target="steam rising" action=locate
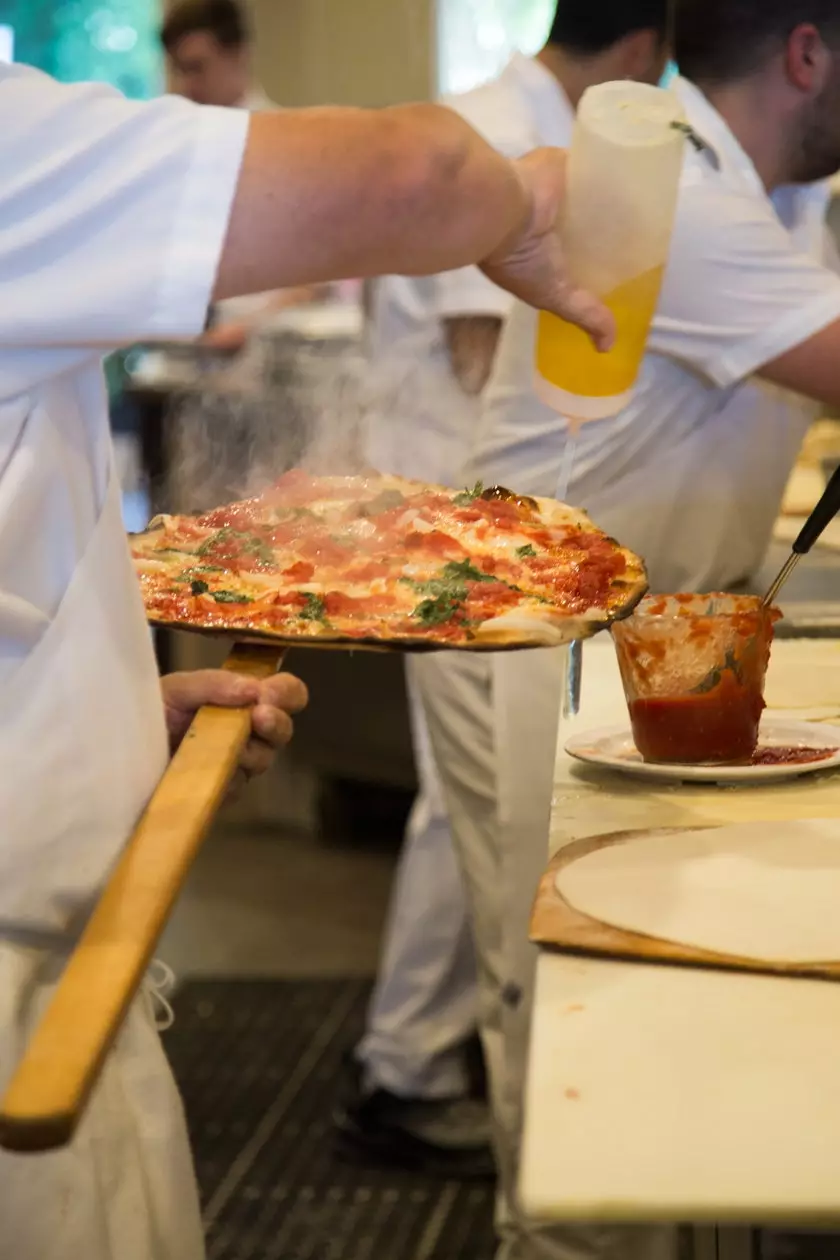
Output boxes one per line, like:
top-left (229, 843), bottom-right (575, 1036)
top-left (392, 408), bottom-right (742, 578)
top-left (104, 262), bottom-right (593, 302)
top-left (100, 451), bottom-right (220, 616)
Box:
top-left (165, 324), bottom-right (468, 513)
top-left (167, 333), bottom-right (372, 513)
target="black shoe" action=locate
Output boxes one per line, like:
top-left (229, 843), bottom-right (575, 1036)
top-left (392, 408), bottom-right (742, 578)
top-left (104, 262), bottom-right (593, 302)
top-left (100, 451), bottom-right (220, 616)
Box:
top-left (334, 1058), bottom-right (496, 1180)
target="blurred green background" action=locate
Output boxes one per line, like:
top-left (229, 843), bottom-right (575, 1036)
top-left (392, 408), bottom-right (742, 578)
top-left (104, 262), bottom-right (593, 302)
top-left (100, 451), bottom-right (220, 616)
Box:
top-left (0, 0), bottom-right (162, 97)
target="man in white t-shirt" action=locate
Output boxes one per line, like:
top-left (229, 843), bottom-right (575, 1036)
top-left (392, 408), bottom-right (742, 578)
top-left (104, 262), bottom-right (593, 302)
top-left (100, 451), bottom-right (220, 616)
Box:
top-left (345, 0), bottom-right (670, 1185)
top-left (410, 2), bottom-right (840, 1258)
top-left (0, 60), bottom-right (609, 1258)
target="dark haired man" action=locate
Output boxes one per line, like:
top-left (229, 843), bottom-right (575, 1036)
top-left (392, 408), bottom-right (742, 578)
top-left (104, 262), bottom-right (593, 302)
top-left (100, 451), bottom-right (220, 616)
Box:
top-left (393, 2), bottom-right (840, 1258)
top-left (347, 0), bottom-right (673, 1245)
top-left (161, 0), bottom-right (269, 109)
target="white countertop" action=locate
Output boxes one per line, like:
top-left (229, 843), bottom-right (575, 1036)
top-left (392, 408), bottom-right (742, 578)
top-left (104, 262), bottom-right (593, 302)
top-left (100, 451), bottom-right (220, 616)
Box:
top-left (521, 637), bottom-right (840, 1225)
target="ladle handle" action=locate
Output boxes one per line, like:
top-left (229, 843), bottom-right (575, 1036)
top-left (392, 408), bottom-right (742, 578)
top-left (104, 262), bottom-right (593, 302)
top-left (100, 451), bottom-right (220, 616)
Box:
top-left (793, 463), bottom-right (840, 555)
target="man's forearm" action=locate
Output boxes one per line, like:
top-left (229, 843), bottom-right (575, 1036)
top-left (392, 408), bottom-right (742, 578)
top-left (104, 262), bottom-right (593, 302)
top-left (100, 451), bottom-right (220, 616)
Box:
top-left (214, 105), bottom-right (531, 300)
top-left (760, 316), bottom-right (840, 409)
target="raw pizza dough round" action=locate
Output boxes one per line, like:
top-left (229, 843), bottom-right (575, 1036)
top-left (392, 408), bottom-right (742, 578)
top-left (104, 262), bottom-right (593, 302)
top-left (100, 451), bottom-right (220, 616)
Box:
top-left (556, 819), bottom-right (840, 963)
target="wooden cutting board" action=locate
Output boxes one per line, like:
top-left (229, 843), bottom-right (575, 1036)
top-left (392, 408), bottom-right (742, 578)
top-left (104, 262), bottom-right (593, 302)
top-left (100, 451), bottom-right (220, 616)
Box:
top-left (530, 825), bottom-right (840, 982)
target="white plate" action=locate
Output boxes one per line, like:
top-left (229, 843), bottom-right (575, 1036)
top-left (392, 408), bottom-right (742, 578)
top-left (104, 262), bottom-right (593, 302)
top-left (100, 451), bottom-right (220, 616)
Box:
top-left (565, 718), bottom-right (840, 784)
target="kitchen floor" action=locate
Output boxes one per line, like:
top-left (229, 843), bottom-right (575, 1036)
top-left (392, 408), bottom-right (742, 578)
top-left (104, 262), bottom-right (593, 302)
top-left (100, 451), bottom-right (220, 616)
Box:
top-left (161, 819), bottom-right (395, 982)
top-left (159, 806), bottom-right (504, 1260)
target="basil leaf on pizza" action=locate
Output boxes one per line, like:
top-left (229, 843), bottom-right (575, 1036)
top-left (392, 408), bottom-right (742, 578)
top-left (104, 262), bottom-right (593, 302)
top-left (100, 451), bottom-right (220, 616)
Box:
top-left (452, 481), bottom-right (484, 506)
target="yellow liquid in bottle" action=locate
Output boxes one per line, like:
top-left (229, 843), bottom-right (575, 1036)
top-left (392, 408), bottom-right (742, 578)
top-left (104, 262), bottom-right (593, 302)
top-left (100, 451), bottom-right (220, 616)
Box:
top-left (536, 265), bottom-right (664, 400)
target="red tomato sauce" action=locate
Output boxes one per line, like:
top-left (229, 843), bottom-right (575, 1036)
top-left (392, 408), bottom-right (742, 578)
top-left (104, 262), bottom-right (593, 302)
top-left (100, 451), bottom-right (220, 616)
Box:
top-left (282, 560), bottom-right (314, 582)
top-left (347, 560), bottom-right (391, 583)
top-left (629, 669), bottom-right (765, 764)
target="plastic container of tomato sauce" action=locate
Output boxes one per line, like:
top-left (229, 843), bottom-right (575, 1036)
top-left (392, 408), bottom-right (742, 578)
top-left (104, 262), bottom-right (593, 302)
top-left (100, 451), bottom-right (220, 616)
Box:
top-left (611, 594), bottom-right (781, 764)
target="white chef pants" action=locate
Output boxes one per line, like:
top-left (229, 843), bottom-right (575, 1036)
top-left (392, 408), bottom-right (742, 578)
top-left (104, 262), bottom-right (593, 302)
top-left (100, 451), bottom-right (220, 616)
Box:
top-left (413, 648), bottom-right (677, 1260)
top-left (359, 663), bottom-right (479, 1099)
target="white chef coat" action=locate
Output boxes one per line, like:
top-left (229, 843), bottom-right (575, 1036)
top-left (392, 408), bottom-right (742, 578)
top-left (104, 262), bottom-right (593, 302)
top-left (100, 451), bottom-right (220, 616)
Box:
top-left (0, 63), bottom-right (248, 681)
top-left (0, 62), bottom-right (248, 1258)
top-left (471, 75), bottom-right (840, 592)
top-left (365, 54), bottom-right (573, 484)
top-left (0, 54), bottom-right (249, 854)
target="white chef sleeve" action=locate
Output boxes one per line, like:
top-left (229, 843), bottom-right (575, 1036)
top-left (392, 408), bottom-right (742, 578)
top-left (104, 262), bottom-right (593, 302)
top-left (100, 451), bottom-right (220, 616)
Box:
top-left (650, 181), bottom-right (840, 387)
top-left (0, 63), bottom-right (248, 348)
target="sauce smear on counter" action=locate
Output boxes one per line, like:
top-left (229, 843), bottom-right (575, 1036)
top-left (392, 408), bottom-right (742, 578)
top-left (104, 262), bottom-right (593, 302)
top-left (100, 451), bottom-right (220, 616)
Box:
top-left (751, 746), bottom-right (837, 767)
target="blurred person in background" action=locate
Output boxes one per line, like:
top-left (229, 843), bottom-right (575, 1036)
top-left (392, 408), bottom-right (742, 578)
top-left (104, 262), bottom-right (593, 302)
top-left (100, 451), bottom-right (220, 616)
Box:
top-left (362, 2), bottom-right (840, 1259)
top-left (343, 0), bottom-right (670, 1189)
top-left (162, 0), bottom-right (270, 109)
top-left (162, 0), bottom-right (324, 349)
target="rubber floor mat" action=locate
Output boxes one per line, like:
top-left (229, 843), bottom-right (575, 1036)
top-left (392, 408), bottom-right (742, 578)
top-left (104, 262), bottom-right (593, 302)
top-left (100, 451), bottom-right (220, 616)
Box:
top-left (165, 978), bottom-right (497, 1260)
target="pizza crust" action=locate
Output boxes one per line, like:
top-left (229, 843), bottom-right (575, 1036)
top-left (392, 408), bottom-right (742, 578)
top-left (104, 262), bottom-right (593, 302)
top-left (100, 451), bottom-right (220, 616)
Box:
top-left (471, 589), bottom-right (647, 648)
top-left (556, 820), bottom-right (840, 964)
top-left (472, 615), bottom-right (575, 648)
top-left (148, 611), bottom-right (555, 652)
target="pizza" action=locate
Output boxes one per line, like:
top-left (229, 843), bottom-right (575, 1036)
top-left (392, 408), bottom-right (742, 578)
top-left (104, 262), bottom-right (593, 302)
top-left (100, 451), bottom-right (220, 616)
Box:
top-left (129, 469), bottom-right (647, 650)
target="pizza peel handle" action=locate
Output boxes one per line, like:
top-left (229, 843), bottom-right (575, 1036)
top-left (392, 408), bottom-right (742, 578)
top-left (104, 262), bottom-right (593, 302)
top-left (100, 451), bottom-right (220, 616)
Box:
top-left (0, 642), bottom-right (285, 1154)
